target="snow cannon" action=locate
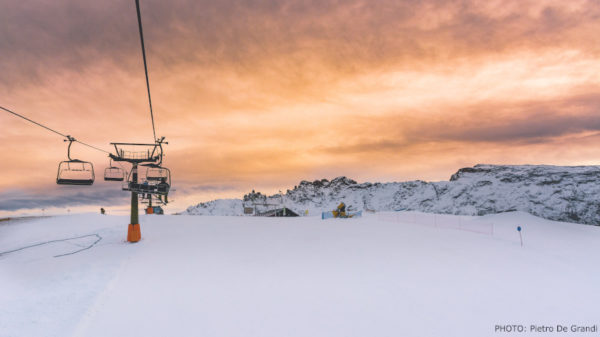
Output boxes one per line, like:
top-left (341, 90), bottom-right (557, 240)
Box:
top-left (332, 202), bottom-right (346, 218)
top-left (322, 202), bottom-right (362, 219)
top-left (322, 210), bottom-right (363, 219)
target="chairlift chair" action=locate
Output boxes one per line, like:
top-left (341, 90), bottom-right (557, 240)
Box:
top-left (145, 165), bottom-right (169, 181)
top-left (143, 163), bottom-right (171, 194)
top-left (56, 136), bottom-right (95, 185)
top-left (104, 159), bottom-right (125, 182)
top-left (124, 164), bottom-right (171, 196)
top-left (57, 159), bottom-right (95, 185)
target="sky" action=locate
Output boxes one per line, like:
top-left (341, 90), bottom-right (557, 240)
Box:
top-left (1, 0), bottom-right (600, 215)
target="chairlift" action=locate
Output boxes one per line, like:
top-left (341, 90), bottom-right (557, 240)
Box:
top-left (104, 159), bottom-right (125, 182)
top-left (113, 138), bottom-right (171, 197)
top-left (123, 164), bottom-right (171, 196)
top-left (143, 163), bottom-right (171, 194)
top-left (56, 136), bottom-right (95, 185)
top-left (145, 165), bottom-right (169, 181)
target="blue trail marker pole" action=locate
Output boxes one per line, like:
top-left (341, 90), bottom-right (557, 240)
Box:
top-left (517, 226), bottom-right (523, 247)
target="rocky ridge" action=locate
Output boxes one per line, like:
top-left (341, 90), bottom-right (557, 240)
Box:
top-left (184, 164), bottom-right (600, 225)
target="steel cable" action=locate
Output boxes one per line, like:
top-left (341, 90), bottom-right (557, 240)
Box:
top-left (135, 0), bottom-right (157, 143)
top-left (0, 105), bottom-right (110, 154)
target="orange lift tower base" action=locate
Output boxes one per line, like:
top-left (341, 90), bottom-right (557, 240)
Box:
top-left (128, 224), bottom-right (141, 242)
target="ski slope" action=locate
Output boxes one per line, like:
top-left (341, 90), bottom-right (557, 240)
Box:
top-left (1, 212), bottom-right (599, 337)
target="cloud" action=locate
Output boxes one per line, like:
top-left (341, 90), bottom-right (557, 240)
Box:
top-left (321, 92), bottom-right (600, 152)
top-left (420, 95), bottom-right (600, 144)
top-left (1, 0), bottom-right (599, 93)
top-left (2, 0), bottom-right (600, 209)
top-left (0, 186), bottom-right (129, 211)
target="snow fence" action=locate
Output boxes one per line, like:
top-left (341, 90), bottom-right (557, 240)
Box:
top-left (378, 211), bottom-right (494, 236)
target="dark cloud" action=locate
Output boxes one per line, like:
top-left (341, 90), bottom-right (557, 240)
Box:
top-left (1, 0), bottom-right (599, 91)
top-left (429, 95), bottom-right (600, 143)
top-left (0, 1), bottom-right (137, 86)
top-left (322, 93), bottom-right (600, 153)
top-left (441, 114), bottom-right (600, 144)
top-left (173, 183), bottom-right (239, 193)
top-left (0, 186), bottom-right (129, 211)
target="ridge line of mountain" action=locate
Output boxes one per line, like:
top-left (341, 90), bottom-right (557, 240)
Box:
top-left (184, 164), bottom-right (600, 225)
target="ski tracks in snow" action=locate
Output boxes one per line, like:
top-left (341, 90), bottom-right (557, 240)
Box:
top-left (70, 240), bottom-right (143, 337)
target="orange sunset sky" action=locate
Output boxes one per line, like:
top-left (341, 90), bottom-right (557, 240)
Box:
top-left (1, 0), bottom-right (600, 214)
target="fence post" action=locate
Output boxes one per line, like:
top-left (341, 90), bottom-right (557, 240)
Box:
top-left (517, 226), bottom-right (523, 247)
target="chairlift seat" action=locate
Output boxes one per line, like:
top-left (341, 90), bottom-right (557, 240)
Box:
top-left (57, 178), bottom-right (94, 185)
top-left (56, 138), bottom-right (95, 186)
top-left (104, 166), bottom-right (125, 182)
top-left (146, 168), bottom-right (168, 181)
top-left (56, 160), bottom-right (95, 186)
top-left (127, 181), bottom-right (170, 196)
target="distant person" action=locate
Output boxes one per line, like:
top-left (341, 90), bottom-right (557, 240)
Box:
top-left (100, 208), bottom-right (106, 215)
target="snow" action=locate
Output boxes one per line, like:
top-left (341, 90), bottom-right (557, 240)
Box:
top-left (1, 212), bottom-right (599, 337)
top-left (184, 198), bottom-right (243, 216)
top-left (183, 165), bottom-right (600, 226)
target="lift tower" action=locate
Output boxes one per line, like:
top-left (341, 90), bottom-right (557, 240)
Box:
top-left (109, 139), bottom-right (168, 242)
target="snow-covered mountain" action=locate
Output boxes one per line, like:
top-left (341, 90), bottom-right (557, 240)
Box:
top-left (184, 164), bottom-right (600, 225)
top-left (182, 198), bottom-right (243, 216)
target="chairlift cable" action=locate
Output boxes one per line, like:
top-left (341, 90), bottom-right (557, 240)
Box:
top-left (72, 139), bottom-right (110, 154)
top-left (134, 0), bottom-right (157, 143)
top-left (0, 105), bottom-right (110, 154)
top-left (1, 105), bottom-right (67, 138)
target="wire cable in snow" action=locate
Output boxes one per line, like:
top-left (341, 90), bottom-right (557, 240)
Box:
top-left (0, 233), bottom-right (102, 258)
top-left (54, 234), bottom-right (102, 257)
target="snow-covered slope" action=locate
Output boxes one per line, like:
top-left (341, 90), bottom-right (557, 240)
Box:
top-left (184, 164), bottom-right (600, 225)
top-left (1, 213), bottom-right (599, 337)
top-left (183, 198), bottom-right (242, 216)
